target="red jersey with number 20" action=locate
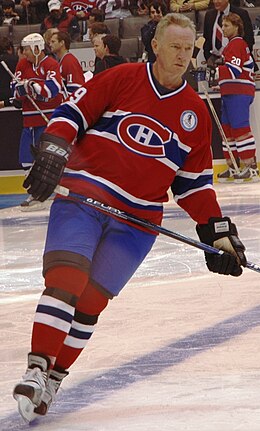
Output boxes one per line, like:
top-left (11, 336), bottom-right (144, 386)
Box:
top-left (218, 36), bottom-right (255, 96)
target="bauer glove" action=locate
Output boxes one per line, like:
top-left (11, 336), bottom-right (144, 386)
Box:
top-left (23, 133), bottom-right (71, 202)
top-left (196, 217), bottom-right (247, 276)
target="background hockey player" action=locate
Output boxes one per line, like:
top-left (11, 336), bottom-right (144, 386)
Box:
top-left (215, 13), bottom-right (259, 183)
top-left (12, 13), bottom-right (247, 423)
top-left (12, 32), bottom-right (63, 209)
top-left (49, 31), bottom-right (85, 97)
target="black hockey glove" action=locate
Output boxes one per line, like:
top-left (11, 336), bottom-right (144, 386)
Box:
top-left (190, 66), bottom-right (219, 87)
top-left (205, 66), bottom-right (219, 87)
top-left (196, 217), bottom-right (247, 277)
top-left (23, 133), bottom-right (71, 202)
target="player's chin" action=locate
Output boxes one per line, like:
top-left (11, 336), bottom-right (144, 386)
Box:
top-left (174, 64), bottom-right (186, 73)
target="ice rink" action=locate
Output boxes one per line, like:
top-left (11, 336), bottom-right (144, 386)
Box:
top-left (0, 183), bottom-right (260, 431)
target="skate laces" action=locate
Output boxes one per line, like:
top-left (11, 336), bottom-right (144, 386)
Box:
top-left (40, 374), bottom-right (63, 408)
top-left (46, 377), bottom-right (61, 399)
top-left (22, 367), bottom-right (47, 387)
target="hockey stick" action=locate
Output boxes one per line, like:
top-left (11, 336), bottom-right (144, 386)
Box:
top-left (200, 81), bottom-right (240, 174)
top-left (1, 60), bottom-right (49, 124)
top-left (55, 186), bottom-right (260, 274)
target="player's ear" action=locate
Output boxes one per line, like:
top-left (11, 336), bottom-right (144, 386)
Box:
top-left (151, 37), bottom-right (158, 56)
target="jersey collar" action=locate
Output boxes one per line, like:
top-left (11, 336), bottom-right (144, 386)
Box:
top-left (146, 62), bottom-right (187, 99)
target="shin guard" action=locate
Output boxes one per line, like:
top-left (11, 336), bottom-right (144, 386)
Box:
top-left (32, 266), bottom-right (89, 364)
top-left (54, 282), bottom-right (109, 370)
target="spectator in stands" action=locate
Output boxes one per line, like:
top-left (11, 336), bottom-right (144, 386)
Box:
top-left (17, 0), bottom-right (38, 25)
top-left (40, 0), bottom-right (81, 41)
top-left (203, 0), bottom-right (255, 69)
top-left (88, 7), bottom-right (105, 23)
top-left (49, 30), bottom-right (85, 96)
top-left (34, 0), bottom-right (49, 23)
top-left (83, 8), bottom-right (105, 40)
top-left (93, 33), bottom-right (127, 74)
top-left (97, 0), bottom-right (132, 19)
top-left (0, 0), bottom-right (20, 25)
top-left (62, 0), bottom-right (96, 21)
top-left (170, 0), bottom-right (209, 13)
top-left (87, 21), bottom-right (110, 41)
top-left (231, 0), bottom-right (255, 7)
top-left (141, 0), bottom-right (167, 62)
top-left (0, 36), bottom-right (20, 108)
top-left (129, 0), bottom-right (149, 16)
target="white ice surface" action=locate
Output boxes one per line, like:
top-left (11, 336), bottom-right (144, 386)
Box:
top-left (0, 183), bottom-right (260, 431)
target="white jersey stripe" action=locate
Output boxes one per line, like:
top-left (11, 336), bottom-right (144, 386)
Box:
top-left (174, 184), bottom-right (213, 202)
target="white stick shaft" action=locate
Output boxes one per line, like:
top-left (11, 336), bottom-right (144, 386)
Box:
top-left (201, 82), bottom-right (240, 174)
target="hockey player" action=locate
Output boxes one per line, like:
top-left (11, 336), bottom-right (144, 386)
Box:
top-left (49, 31), bottom-right (85, 97)
top-left (215, 13), bottom-right (259, 182)
top-left (13, 33), bottom-right (63, 209)
top-left (13, 13), bottom-right (247, 422)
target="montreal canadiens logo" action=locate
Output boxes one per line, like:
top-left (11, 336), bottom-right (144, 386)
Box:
top-left (180, 111), bottom-right (197, 131)
top-left (73, 1), bottom-right (94, 11)
top-left (117, 114), bottom-right (172, 157)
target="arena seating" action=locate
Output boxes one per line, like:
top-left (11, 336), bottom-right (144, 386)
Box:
top-left (70, 40), bottom-right (93, 49)
top-left (0, 25), bottom-right (10, 38)
top-left (2, 9), bottom-right (260, 61)
top-left (120, 37), bottom-right (140, 60)
top-left (104, 18), bottom-right (121, 38)
top-left (11, 24), bottom-right (41, 46)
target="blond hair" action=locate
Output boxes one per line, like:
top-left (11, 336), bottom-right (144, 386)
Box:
top-left (154, 13), bottom-right (196, 40)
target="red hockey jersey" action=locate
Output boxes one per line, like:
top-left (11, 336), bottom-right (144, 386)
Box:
top-left (14, 56), bottom-right (63, 127)
top-left (45, 62), bottom-right (222, 225)
top-left (59, 52), bottom-right (85, 96)
top-left (218, 36), bottom-right (255, 96)
top-left (62, 0), bottom-right (97, 18)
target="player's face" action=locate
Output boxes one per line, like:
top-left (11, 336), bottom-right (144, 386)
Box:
top-left (22, 45), bottom-right (39, 63)
top-left (93, 36), bottom-right (105, 59)
top-left (213, 0), bottom-right (229, 12)
top-left (222, 20), bottom-right (238, 39)
top-left (49, 34), bottom-right (62, 53)
top-left (152, 24), bottom-right (195, 87)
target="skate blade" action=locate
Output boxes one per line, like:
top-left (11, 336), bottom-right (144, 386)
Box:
top-left (217, 178), bottom-right (234, 183)
top-left (16, 395), bottom-right (39, 423)
top-left (20, 201), bottom-right (52, 212)
top-left (234, 177), bottom-right (260, 184)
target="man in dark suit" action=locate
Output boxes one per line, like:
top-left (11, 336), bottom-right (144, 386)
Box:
top-left (203, 0), bottom-right (255, 67)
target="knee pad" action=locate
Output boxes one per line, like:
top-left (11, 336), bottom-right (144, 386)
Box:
top-left (44, 266), bottom-right (89, 304)
top-left (232, 126), bottom-right (251, 140)
top-left (43, 250), bottom-right (91, 277)
top-left (222, 124), bottom-right (233, 140)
